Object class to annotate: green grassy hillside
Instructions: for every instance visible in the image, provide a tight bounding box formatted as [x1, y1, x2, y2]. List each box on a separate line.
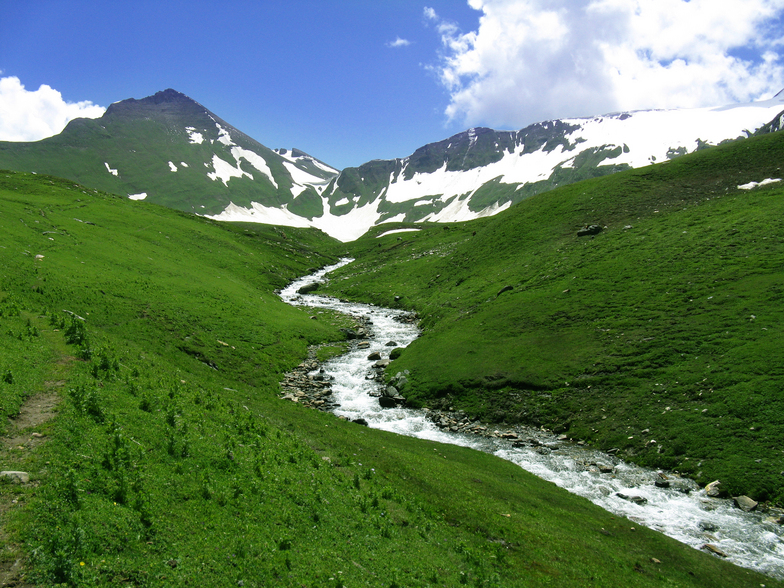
[322, 131, 784, 505]
[1, 171, 777, 587]
[0, 90, 334, 217]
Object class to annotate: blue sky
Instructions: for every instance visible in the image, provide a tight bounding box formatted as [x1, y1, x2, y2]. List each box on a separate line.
[2, 0, 783, 169]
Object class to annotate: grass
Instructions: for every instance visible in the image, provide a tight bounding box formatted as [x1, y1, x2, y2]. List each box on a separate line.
[0, 169, 778, 586]
[321, 130, 784, 505]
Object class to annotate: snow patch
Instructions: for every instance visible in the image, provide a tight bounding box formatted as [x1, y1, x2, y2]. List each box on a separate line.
[381, 213, 407, 224]
[206, 201, 311, 228]
[738, 178, 781, 190]
[230, 147, 277, 188]
[168, 161, 178, 172]
[210, 196, 383, 242]
[128, 193, 147, 200]
[207, 154, 253, 186]
[216, 123, 234, 146]
[283, 161, 330, 188]
[335, 197, 351, 207]
[180, 161, 189, 168]
[468, 127, 477, 149]
[186, 127, 204, 144]
[276, 149, 339, 175]
[376, 228, 421, 238]
[104, 162, 118, 176]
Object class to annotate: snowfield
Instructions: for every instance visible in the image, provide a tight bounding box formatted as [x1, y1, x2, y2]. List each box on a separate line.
[207, 92, 784, 241]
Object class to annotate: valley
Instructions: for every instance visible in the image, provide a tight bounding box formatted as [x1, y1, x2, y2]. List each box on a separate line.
[0, 87, 783, 586]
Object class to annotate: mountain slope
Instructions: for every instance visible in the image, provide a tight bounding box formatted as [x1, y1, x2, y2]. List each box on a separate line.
[213, 92, 784, 240]
[321, 128, 784, 505]
[0, 89, 338, 217]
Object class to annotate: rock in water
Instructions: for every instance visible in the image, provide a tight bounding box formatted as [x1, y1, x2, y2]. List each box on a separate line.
[702, 544, 728, 558]
[733, 495, 758, 512]
[654, 473, 670, 488]
[297, 282, 319, 294]
[616, 492, 648, 505]
[705, 480, 722, 497]
[379, 396, 398, 408]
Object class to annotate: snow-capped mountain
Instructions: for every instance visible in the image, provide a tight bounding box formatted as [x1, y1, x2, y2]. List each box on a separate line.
[210, 91, 784, 241]
[0, 89, 338, 217]
[1, 88, 783, 241]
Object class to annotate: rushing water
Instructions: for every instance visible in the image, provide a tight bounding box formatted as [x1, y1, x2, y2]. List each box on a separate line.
[280, 259, 784, 580]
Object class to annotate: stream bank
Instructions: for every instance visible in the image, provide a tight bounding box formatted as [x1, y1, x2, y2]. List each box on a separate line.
[279, 259, 784, 580]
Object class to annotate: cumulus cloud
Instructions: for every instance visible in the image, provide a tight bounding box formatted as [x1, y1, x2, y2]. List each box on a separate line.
[426, 0, 784, 129]
[0, 76, 105, 142]
[387, 37, 412, 48]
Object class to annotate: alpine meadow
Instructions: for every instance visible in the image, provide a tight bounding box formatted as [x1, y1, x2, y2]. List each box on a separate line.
[1, 89, 784, 586]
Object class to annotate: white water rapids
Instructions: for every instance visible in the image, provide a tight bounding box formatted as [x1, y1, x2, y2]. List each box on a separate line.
[280, 259, 784, 580]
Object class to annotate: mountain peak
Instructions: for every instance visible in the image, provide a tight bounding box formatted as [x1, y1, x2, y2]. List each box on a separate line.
[105, 88, 204, 117]
[145, 88, 193, 104]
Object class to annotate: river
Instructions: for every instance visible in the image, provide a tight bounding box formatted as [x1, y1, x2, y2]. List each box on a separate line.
[280, 259, 784, 580]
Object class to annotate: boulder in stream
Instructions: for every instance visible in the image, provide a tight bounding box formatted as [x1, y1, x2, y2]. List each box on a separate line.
[616, 492, 648, 505]
[733, 495, 758, 512]
[704, 480, 723, 497]
[297, 282, 319, 294]
[701, 544, 728, 558]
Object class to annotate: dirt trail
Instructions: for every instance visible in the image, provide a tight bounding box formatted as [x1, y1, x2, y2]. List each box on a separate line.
[0, 369, 69, 587]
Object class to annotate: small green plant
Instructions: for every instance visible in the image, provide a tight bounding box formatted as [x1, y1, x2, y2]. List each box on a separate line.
[68, 385, 104, 422]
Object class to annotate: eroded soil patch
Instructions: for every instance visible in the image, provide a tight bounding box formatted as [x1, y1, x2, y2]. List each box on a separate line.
[0, 377, 66, 587]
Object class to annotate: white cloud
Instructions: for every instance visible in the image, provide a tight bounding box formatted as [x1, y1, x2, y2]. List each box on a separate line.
[427, 0, 784, 129]
[0, 76, 105, 142]
[387, 37, 412, 48]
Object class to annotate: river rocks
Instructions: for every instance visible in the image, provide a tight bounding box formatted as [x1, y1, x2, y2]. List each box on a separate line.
[701, 543, 728, 558]
[385, 341, 398, 347]
[394, 313, 418, 324]
[279, 346, 340, 412]
[367, 352, 381, 361]
[616, 492, 648, 505]
[389, 348, 403, 360]
[378, 396, 398, 408]
[297, 282, 319, 294]
[733, 495, 758, 512]
[705, 480, 723, 497]
[341, 328, 358, 340]
[654, 473, 670, 488]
